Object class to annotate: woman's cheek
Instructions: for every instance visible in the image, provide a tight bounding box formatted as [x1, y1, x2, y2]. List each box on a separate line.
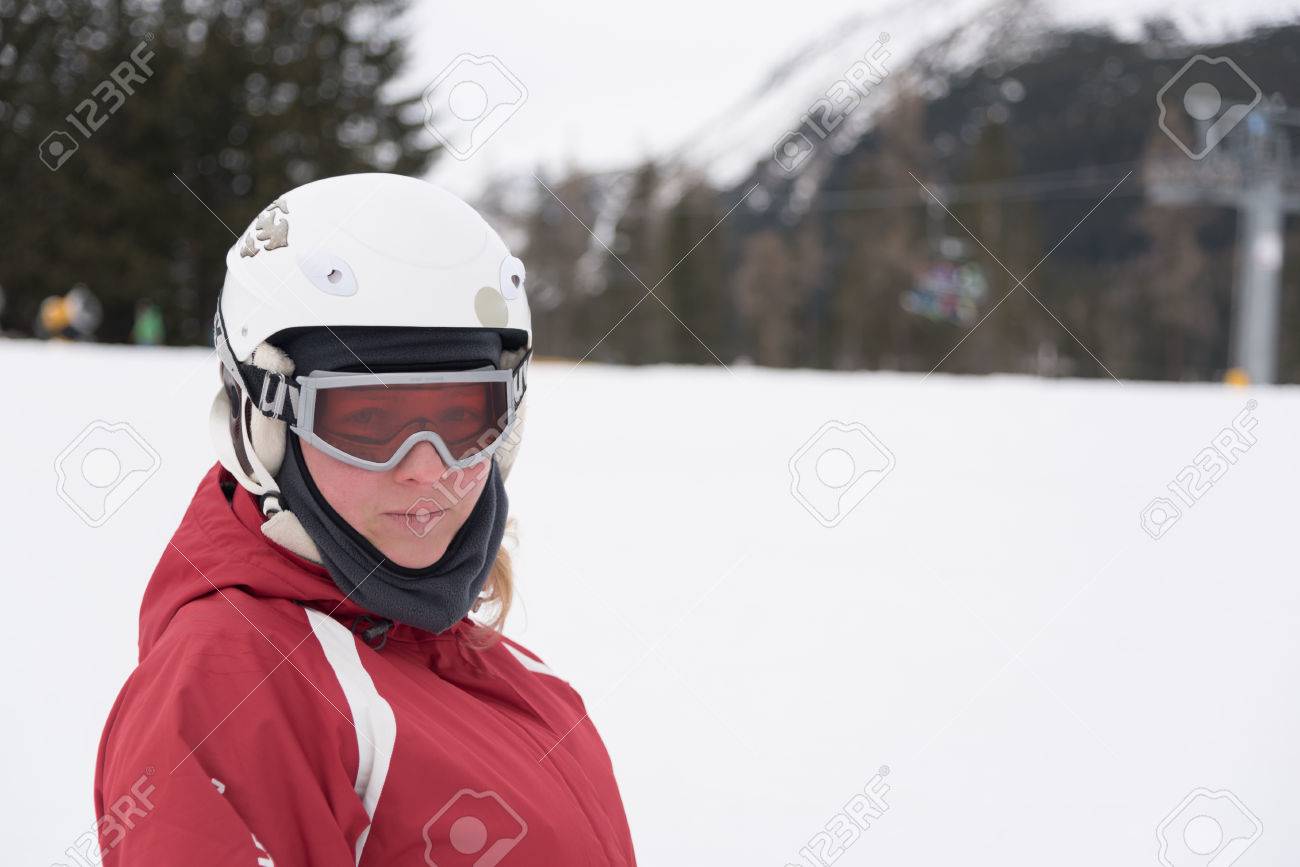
[334, 470, 389, 534]
[461, 465, 491, 510]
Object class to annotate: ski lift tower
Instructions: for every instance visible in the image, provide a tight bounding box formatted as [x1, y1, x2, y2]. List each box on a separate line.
[1146, 96, 1300, 383]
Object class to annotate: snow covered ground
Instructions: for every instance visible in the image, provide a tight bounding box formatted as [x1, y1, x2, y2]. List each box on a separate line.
[6, 337, 1299, 866]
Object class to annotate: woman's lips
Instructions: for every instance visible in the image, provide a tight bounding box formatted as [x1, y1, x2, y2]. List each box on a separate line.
[389, 507, 446, 527]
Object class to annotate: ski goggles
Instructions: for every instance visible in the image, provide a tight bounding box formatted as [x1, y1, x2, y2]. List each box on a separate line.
[288, 360, 528, 471]
[215, 308, 529, 472]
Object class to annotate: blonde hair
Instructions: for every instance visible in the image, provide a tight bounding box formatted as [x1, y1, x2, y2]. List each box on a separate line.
[467, 515, 517, 648]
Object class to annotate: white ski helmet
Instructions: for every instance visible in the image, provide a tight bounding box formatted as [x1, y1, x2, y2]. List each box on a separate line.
[211, 173, 532, 507]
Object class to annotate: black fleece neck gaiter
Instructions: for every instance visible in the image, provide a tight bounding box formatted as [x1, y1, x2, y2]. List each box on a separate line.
[269, 326, 511, 636]
[276, 434, 507, 635]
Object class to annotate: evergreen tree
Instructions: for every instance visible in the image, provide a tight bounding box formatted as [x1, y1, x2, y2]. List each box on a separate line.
[0, 0, 435, 342]
[597, 161, 666, 364]
[516, 170, 603, 360]
[659, 179, 730, 364]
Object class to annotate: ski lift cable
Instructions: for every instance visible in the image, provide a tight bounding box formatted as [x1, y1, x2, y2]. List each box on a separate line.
[814, 161, 1143, 211]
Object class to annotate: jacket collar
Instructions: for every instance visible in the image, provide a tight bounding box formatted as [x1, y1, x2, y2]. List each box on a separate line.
[138, 464, 472, 658]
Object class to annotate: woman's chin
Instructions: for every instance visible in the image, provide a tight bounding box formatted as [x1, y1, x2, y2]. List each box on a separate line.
[379, 538, 450, 570]
[364, 512, 455, 568]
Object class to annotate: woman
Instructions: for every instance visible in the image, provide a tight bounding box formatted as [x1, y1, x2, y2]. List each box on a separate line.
[94, 174, 638, 866]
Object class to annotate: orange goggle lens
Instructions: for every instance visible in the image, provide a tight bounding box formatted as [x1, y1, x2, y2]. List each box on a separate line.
[312, 380, 510, 465]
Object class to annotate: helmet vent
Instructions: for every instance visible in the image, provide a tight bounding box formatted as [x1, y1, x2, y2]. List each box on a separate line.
[299, 250, 358, 297]
[499, 255, 525, 300]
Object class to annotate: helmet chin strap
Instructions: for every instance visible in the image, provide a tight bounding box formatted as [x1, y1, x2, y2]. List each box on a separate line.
[211, 339, 296, 498]
[209, 382, 276, 497]
[210, 379, 325, 562]
[242, 401, 284, 512]
[261, 502, 325, 564]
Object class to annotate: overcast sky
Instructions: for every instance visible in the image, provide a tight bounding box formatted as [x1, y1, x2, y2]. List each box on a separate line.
[391, 0, 874, 195]
[389, 0, 1293, 197]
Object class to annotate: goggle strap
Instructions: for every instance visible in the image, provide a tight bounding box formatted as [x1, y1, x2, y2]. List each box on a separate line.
[246, 364, 300, 424]
[214, 306, 300, 425]
[510, 346, 532, 406]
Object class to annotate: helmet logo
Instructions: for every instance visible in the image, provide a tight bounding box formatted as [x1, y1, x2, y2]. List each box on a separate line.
[239, 197, 291, 258]
[475, 286, 509, 326]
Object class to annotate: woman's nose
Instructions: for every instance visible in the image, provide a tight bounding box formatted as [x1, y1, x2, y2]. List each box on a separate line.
[394, 440, 449, 485]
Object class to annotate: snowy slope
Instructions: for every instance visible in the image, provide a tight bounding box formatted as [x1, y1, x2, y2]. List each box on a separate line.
[7, 338, 1300, 865]
[673, 0, 1300, 188]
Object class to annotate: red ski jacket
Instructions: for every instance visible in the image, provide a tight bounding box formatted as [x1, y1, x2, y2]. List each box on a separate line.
[93, 465, 636, 866]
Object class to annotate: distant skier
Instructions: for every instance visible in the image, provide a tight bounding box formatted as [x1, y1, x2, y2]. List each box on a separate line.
[129, 299, 165, 346]
[36, 284, 101, 340]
